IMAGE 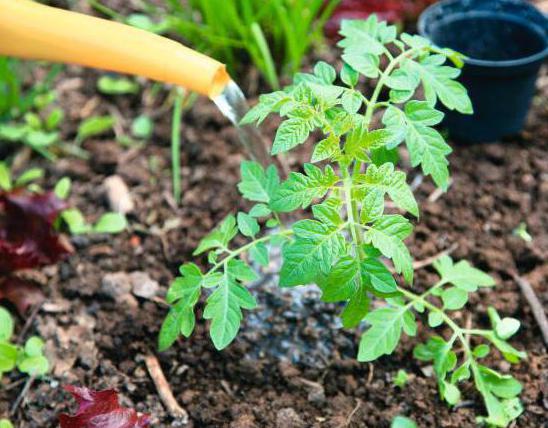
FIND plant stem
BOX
[352,47,423,178]
[342,168,363,257]
[397,286,483,390]
[206,229,293,276]
[171,89,184,204]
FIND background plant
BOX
[90,0,340,90]
[0,58,69,160]
[0,306,49,379]
[160,16,526,426]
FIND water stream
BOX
[211,80,270,166]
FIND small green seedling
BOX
[0,307,49,379]
[391,416,417,428]
[97,75,139,95]
[161,16,525,427]
[512,222,532,242]
[0,59,65,160]
[76,115,115,144]
[393,369,409,388]
[54,177,127,235]
[0,162,44,192]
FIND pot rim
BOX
[418,0,548,69]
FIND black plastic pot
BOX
[418,0,548,142]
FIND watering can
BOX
[0,0,231,98]
[0,0,271,164]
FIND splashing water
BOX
[212,80,270,166]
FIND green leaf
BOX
[93,213,127,234]
[249,203,271,217]
[473,344,490,359]
[404,101,444,126]
[77,115,115,142]
[227,259,258,282]
[280,220,345,287]
[249,242,269,267]
[338,17,385,56]
[363,215,413,283]
[358,307,405,362]
[24,337,44,358]
[0,307,14,341]
[203,269,257,350]
[0,419,14,428]
[17,355,49,376]
[360,189,384,223]
[131,115,154,139]
[237,212,259,238]
[479,366,523,399]
[97,76,139,95]
[271,117,311,155]
[406,122,451,190]
[341,53,379,78]
[194,215,238,255]
[314,61,336,84]
[356,163,418,217]
[54,177,72,199]
[61,209,92,234]
[321,256,360,302]
[0,124,28,143]
[167,263,203,305]
[0,343,18,374]
[159,302,195,351]
[393,369,409,388]
[434,256,495,291]
[443,381,461,405]
[240,91,290,125]
[391,416,417,428]
[428,311,444,328]
[361,258,398,295]
[271,164,338,212]
[441,287,469,310]
[311,135,340,163]
[409,56,473,114]
[238,161,279,203]
[14,168,43,187]
[495,318,521,340]
[340,63,359,87]
[341,90,362,114]
[341,286,370,328]
[0,162,11,191]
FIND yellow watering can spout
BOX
[0,0,231,98]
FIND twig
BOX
[512,273,548,346]
[343,398,362,427]
[427,179,452,203]
[413,243,459,270]
[17,302,43,344]
[144,353,189,423]
[10,375,35,416]
[366,363,374,384]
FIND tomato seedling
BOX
[161,16,525,427]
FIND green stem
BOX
[342,168,363,256]
[171,89,184,204]
[397,286,482,387]
[206,229,293,276]
[352,47,423,178]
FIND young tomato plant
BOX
[161,16,525,427]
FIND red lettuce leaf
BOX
[0,276,45,315]
[59,386,151,428]
[0,189,72,274]
[325,0,438,38]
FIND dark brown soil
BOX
[1,6,547,428]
